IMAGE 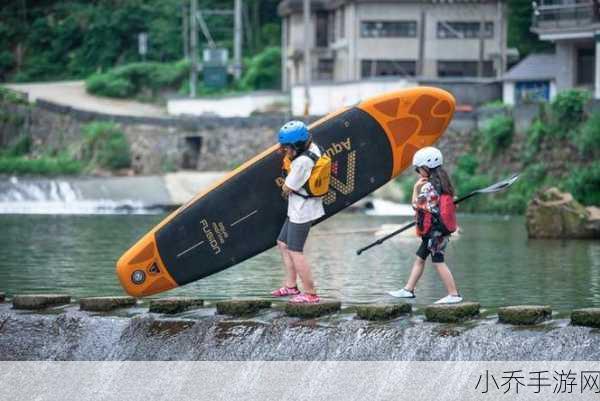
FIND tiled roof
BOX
[503,53,559,81]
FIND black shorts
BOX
[277,218,312,252]
[416,236,448,263]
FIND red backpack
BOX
[416,194,457,237]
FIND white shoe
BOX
[434,294,463,304]
[388,288,415,298]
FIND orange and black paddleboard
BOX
[116,87,455,297]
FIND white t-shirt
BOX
[284,143,326,224]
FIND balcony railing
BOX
[532,1,599,30]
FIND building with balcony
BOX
[278,0,509,90]
[531,0,600,99]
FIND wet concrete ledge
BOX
[571,308,600,328]
[285,301,341,318]
[498,305,552,325]
[149,297,204,314]
[80,296,137,312]
[425,302,480,323]
[12,294,71,309]
[355,304,411,321]
[216,299,271,316]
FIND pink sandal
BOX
[271,286,301,297]
[290,293,320,304]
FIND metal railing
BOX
[532,1,598,29]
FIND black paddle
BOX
[356,173,520,255]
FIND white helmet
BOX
[412,146,443,169]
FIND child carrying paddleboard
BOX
[388,146,462,304]
[271,120,329,304]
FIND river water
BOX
[1,212,599,311]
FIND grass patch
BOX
[0,155,82,175]
[481,114,514,156]
[81,122,131,170]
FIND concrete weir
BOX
[12,294,71,309]
[571,308,600,328]
[149,297,204,314]
[215,300,271,316]
[79,296,137,312]
[498,305,552,325]
[355,303,411,321]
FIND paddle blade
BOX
[477,173,520,194]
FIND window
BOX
[577,47,595,85]
[317,59,334,81]
[361,60,417,78]
[437,61,495,77]
[316,12,329,47]
[515,81,550,104]
[361,21,417,38]
[437,21,494,39]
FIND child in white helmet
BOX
[388,146,463,304]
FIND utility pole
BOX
[182,1,189,59]
[303,0,311,117]
[234,0,243,80]
[190,0,198,97]
[418,9,426,77]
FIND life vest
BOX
[282,145,331,198]
[416,193,457,237]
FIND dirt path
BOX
[4,81,167,117]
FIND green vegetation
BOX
[86,60,190,99]
[562,161,600,207]
[549,89,591,135]
[575,112,600,156]
[506,0,553,57]
[81,122,131,170]
[0,0,281,83]
[240,46,281,91]
[481,115,514,156]
[0,121,130,176]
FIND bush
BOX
[574,112,600,156]
[523,118,549,161]
[240,46,281,90]
[86,60,190,99]
[550,89,591,135]
[81,122,131,170]
[481,115,514,156]
[86,73,135,98]
[562,161,600,206]
[451,154,492,211]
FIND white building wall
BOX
[291,79,417,116]
[555,42,577,92]
[503,81,515,105]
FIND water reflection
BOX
[0,213,598,311]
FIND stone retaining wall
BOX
[1,93,536,175]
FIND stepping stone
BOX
[571,308,600,328]
[425,302,480,323]
[498,305,552,325]
[0,292,5,303]
[355,303,411,321]
[12,294,71,310]
[215,299,271,316]
[285,301,341,318]
[79,296,137,312]
[148,297,204,314]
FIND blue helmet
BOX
[278,120,309,147]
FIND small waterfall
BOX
[0,176,161,214]
[1,307,599,361]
